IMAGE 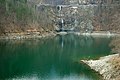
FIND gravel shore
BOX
[81,54,120,80]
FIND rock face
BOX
[50,4,95,32]
[38,0,119,33]
[81,54,120,80]
[37,0,120,33]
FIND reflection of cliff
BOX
[56,35,111,55]
[0,35,112,79]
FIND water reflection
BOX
[58,35,94,48]
[0,35,112,80]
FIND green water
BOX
[0,34,112,80]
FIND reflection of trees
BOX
[80,36,93,47]
[55,35,111,58]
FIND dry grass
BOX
[110,56,120,69]
[109,55,120,79]
[109,38,120,54]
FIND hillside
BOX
[0,0,120,36]
[0,0,54,36]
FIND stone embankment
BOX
[81,54,120,80]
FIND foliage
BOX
[93,0,120,31]
[0,0,54,34]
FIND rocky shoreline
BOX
[0,31,119,40]
[81,54,120,80]
[57,31,119,37]
[0,31,120,40]
[0,32,56,39]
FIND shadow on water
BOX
[0,34,112,80]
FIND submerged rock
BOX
[81,54,120,80]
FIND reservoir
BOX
[0,34,112,80]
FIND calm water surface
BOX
[0,34,112,80]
